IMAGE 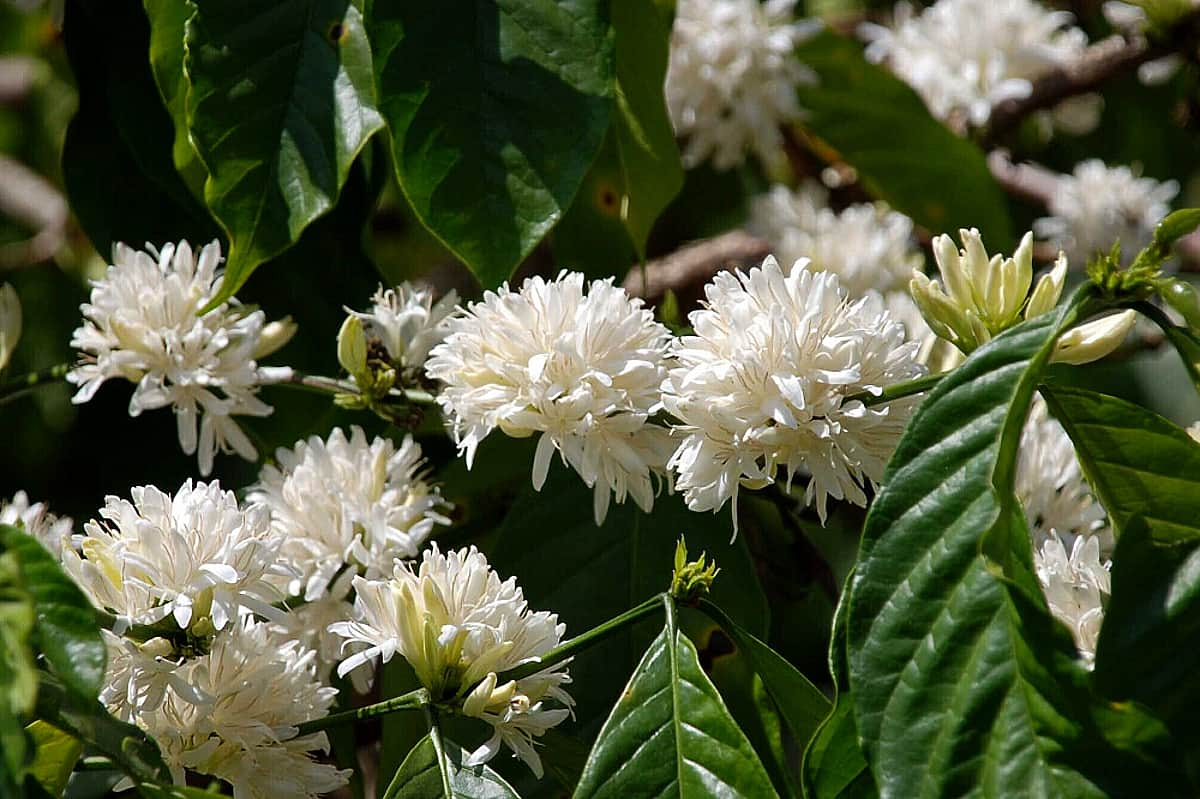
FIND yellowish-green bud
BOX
[1050,310,1137,365]
[337,315,368,377]
[909,271,970,347]
[0,283,21,371]
[1026,255,1067,320]
[670,537,719,602]
[253,316,298,359]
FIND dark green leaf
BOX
[383,730,519,799]
[573,600,779,798]
[25,721,82,798]
[846,298,1173,798]
[184,0,385,302]
[373,0,615,287]
[794,31,1013,249]
[143,0,208,198]
[0,546,36,785]
[1,526,105,701]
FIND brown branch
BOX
[622,230,773,308]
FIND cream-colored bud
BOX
[1026,254,1068,320]
[253,316,298,359]
[337,315,368,376]
[910,272,966,345]
[1050,310,1136,365]
[932,233,973,308]
[0,284,21,371]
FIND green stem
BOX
[93,608,190,646]
[1131,300,1200,397]
[495,593,666,684]
[844,371,947,408]
[295,687,430,737]
[264,367,435,406]
[0,362,70,405]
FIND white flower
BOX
[99,632,205,721]
[426,272,675,525]
[665,0,816,171]
[331,545,573,777]
[1035,531,1109,666]
[350,283,458,376]
[67,240,288,475]
[661,258,925,523]
[1,490,72,556]
[1034,160,1179,265]
[862,0,1091,129]
[61,480,288,634]
[0,283,20,371]
[749,182,924,298]
[128,618,348,799]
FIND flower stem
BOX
[295,687,430,736]
[0,362,70,405]
[845,371,947,408]
[261,366,436,405]
[93,608,190,646]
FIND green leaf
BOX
[143,0,208,198]
[573,599,779,798]
[1043,387,1200,755]
[184,0,385,302]
[62,0,219,256]
[1,527,105,702]
[0,546,36,785]
[846,296,1172,798]
[794,31,1013,249]
[25,721,82,798]
[383,730,519,799]
[373,0,615,287]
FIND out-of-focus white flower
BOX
[661,258,925,523]
[269,592,367,690]
[1017,394,1110,665]
[129,618,348,799]
[748,182,924,298]
[62,480,287,634]
[1103,2,1186,85]
[350,283,458,376]
[862,0,1091,129]
[331,545,572,778]
[1,490,72,556]
[665,0,816,172]
[67,241,290,475]
[250,427,450,598]
[0,283,20,371]
[426,272,674,525]
[1034,160,1179,265]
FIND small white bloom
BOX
[426,271,675,525]
[665,0,816,171]
[129,618,348,799]
[331,545,573,778]
[1,490,72,556]
[0,283,20,371]
[1035,531,1109,666]
[67,240,286,475]
[862,0,1091,129]
[661,258,925,522]
[350,283,458,376]
[1034,160,1179,265]
[62,480,287,634]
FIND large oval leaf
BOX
[184,0,384,302]
[372,0,615,288]
[573,599,778,798]
[383,730,519,799]
[794,31,1013,249]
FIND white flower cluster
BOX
[68,241,293,475]
[1017,395,1110,665]
[862,0,1093,130]
[1,490,72,556]
[1034,159,1179,265]
[426,272,675,525]
[663,258,925,522]
[349,283,458,376]
[332,545,573,778]
[665,0,815,171]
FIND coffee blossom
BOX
[68,240,293,475]
[661,257,925,523]
[331,545,573,777]
[1,490,72,556]
[349,282,458,377]
[665,0,816,171]
[426,272,674,525]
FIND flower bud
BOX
[253,316,298,359]
[1050,310,1136,365]
[1026,255,1068,320]
[337,315,368,377]
[1159,278,1200,331]
[0,284,21,371]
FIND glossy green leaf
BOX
[373,0,615,287]
[25,721,82,798]
[1,526,105,701]
[846,297,1174,798]
[573,600,779,798]
[383,730,519,799]
[0,546,36,786]
[184,0,385,302]
[1044,387,1200,752]
[62,0,218,256]
[143,0,207,198]
[794,31,1013,249]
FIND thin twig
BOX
[622,230,773,307]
